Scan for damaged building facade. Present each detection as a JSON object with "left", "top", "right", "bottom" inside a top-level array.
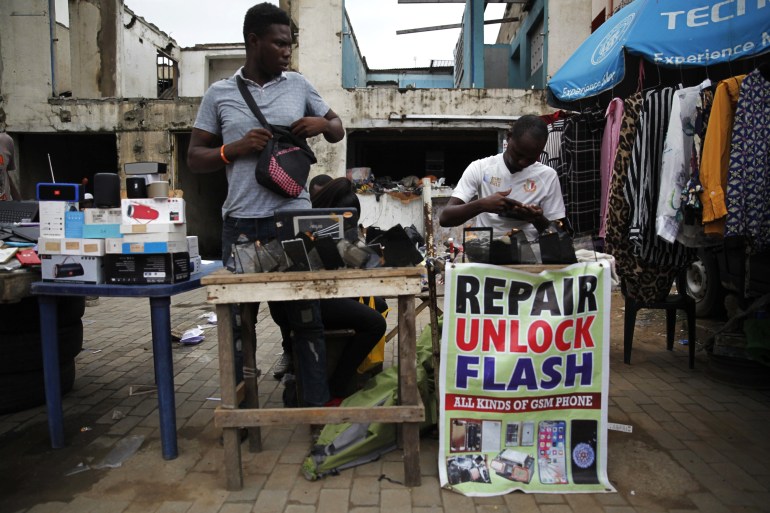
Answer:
[{"left": 0, "top": 0, "right": 593, "bottom": 258}]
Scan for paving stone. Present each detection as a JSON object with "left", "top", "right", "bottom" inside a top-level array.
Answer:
[
  {"left": 382, "top": 488, "right": 412, "bottom": 510},
  {"left": 411, "top": 476, "right": 442, "bottom": 507},
  {"left": 350, "top": 476, "right": 380, "bottom": 506},
  {"left": 288, "top": 478, "right": 322, "bottom": 504},
  {"left": 253, "top": 490, "right": 289, "bottom": 513},
  {"left": 218, "top": 503, "right": 253, "bottom": 513},
  {"left": 154, "top": 501, "right": 195, "bottom": 513},
  {"left": 317, "top": 489, "right": 349, "bottom": 513}
]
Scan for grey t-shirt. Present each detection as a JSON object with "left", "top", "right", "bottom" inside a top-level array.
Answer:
[
  {"left": 0, "top": 133, "right": 16, "bottom": 200},
  {"left": 193, "top": 68, "right": 331, "bottom": 219}
]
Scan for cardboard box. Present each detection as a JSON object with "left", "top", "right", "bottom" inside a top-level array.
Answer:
[
  {"left": 41, "top": 254, "right": 103, "bottom": 284},
  {"left": 64, "top": 211, "right": 84, "bottom": 238},
  {"left": 84, "top": 208, "right": 122, "bottom": 225},
  {"left": 190, "top": 255, "right": 203, "bottom": 274},
  {"left": 106, "top": 233, "right": 188, "bottom": 254},
  {"left": 82, "top": 224, "right": 122, "bottom": 239},
  {"left": 186, "top": 236, "right": 199, "bottom": 258},
  {"left": 104, "top": 252, "right": 190, "bottom": 284},
  {"left": 39, "top": 201, "right": 79, "bottom": 238},
  {"left": 38, "top": 237, "right": 105, "bottom": 256},
  {"left": 119, "top": 223, "right": 187, "bottom": 235},
  {"left": 121, "top": 198, "right": 185, "bottom": 226}
]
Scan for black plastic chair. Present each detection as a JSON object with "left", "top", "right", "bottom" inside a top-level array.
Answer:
[{"left": 622, "top": 276, "right": 696, "bottom": 369}]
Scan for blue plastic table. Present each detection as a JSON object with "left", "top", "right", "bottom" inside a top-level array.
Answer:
[{"left": 30, "top": 261, "right": 222, "bottom": 460}]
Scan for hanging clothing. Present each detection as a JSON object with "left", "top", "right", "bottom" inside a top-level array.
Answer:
[
  {"left": 627, "top": 87, "right": 695, "bottom": 268},
  {"left": 725, "top": 69, "right": 770, "bottom": 252},
  {"left": 677, "top": 87, "right": 714, "bottom": 247},
  {"left": 656, "top": 80, "right": 710, "bottom": 244},
  {"left": 598, "top": 98, "right": 624, "bottom": 239},
  {"left": 540, "top": 110, "right": 565, "bottom": 125},
  {"left": 558, "top": 108, "right": 605, "bottom": 236},
  {"left": 604, "top": 93, "right": 680, "bottom": 302},
  {"left": 540, "top": 118, "right": 567, "bottom": 172},
  {"left": 699, "top": 75, "right": 745, "bottom": 237}
]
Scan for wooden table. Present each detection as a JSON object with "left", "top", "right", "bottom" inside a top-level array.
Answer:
[{"left": 202, "top": 267, "right": 426, "bottom": 490}]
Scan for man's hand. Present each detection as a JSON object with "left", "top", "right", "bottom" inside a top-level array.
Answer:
[
  {"left": 500, "top": 198, "right": 543, "bottom": 223},
  {"left": 229, "top": 128, "right": 273, "bottom": 155},
  {"left": 477, "top": 188, "right": 517, "bottom": 215},
  {"left": 290, "top": 117, "right": 329, "bottom": 138}
]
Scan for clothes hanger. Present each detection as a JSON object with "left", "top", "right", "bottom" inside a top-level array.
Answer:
[{"left": 641, "top": 62, "right": 662, "bottom": 94}]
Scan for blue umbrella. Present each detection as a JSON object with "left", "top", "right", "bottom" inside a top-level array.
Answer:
[{"left": 547, "top": 0, "right": 770, "bottom": 106}]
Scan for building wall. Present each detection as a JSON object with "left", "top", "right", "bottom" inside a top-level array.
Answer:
[
  {"left": 178, "top": 46, "right": 244, "bottom": 98},
  {"left": 485, "top": 45, "right": 512, "bottom": 88},
  {"left": 0, "top": 0, "right": 54, "bottom": 112},
  {"left": 55, "top": 22, "right": 72, "bottom": 95},
  {"left": 508, "top": 0, "right": 546, "bottom": 89},
  {"left": 68, "top": 0, "right": 118, "bottom": 98},
  {"left": 365, "top": 72, "right": 455, "bottom": 89},
  {"left": 341, "top": 11, "right": 367, "bottom": 89},
  {"left": 118, "top": 8, "right": 180, "bottom": 98},
  {"left": 546, "top": 0, "right": 592, "bottom": 81}
]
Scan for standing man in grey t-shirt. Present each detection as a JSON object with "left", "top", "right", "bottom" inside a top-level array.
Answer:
[
  {"left": 0, "top": 131, "right": 20, "bottom": 201},
  {"left": 187, "top": 2, "right": 344, "bottom": 408}
]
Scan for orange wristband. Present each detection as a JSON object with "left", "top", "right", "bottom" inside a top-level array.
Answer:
[{"left": 220, "top": 144, "right": 231, "bottom": 164}]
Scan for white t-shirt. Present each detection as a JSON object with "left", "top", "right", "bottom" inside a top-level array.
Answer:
[{"left": 451, "top": 153, "right": 566, "bottom": 240}]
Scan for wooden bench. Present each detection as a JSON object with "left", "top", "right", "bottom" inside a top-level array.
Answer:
[{"left": 202, "top": 267, "right": 426, "bottom": 490}]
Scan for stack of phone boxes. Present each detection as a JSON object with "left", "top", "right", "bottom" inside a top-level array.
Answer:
[
  {"left": 102, "top": 197, "right": 198, "bottom": 284},
  {"left": 38, "top": 192, "right": 106, "bottom": 284}
]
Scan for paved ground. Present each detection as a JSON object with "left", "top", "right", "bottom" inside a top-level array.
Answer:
[{"left": 1, "top": 283, "right": 769, "bottom": 513}]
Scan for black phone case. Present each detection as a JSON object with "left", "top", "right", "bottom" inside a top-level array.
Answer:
[
  {"left": 315, "top": 236, "right": 345, "bottom": 270},
  {"left": 570, "top": 419, "right": 599, "bottom": 484},
  {"left": 282, "top": 239, "right": 311, "bottom": 272}
]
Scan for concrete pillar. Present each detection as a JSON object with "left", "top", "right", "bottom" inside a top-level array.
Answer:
[{"left": 68, "top": 0, "right": 118, "bottom": 98}]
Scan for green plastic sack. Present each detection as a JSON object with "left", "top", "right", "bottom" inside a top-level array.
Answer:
[{"left": 302, "top": 318, "right": 441, "bottom": 480}]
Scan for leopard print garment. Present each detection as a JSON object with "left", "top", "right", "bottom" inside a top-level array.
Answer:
[{"left": 604, "top": 92, "right": 679, "bottom": 302}]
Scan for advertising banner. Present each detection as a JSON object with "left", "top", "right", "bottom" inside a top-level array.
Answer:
[{"left": 438, "top": 262, "right": 615, "bottom": 495}]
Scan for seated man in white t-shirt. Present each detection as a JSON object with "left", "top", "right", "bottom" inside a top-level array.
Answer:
[{"left": 439, "top": 115, "right": 567, "bottom": 241}]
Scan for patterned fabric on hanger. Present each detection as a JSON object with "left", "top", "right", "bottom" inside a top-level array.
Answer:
[
  {"left": 558, "top": 108, "right": 605, "bottom": 236},
  {"left": 605, "top": 93, "right": 681, "bottom": 303},
  {"left": 627, "top": 87, "right": 695, "bottom": 268},
  {"left": 655, "top": 80, "right": 710, "bottom": 245},
  {"left": 725, "top": 69, "right": 770, "bottom": 252}
]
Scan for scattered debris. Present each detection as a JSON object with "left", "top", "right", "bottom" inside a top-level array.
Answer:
[
  {"left": 128, "top": 385, "right": 156, "bottom": 396},
  {"left": 91, "top": 435, "right": 145, "bottom": 469},
  {"left": 607, "top": 422, "right": 633, "bottom": 433}
]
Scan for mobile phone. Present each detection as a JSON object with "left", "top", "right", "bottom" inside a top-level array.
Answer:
[
  {"left": 505, "top": 422, "right": 521, "bottom": 447},
  {"left": 570, "top": 419, "right": 599, "bottom": 484},
  {"left": 520, "top": 421, "right": 535, "bottom": 446},
  {"left": 537, "top": 420, "right": 568, "bottom": 484},
  {"left": 282, "top": 239, "right": 311, "bottom": 272}
]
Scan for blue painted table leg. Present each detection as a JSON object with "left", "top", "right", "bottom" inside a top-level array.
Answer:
[
  {"left": 149, "top": 296, "right": 178, "bottom": 460},
  {"left": 38, "top": 295, "right": 64, "bottom": 448}
]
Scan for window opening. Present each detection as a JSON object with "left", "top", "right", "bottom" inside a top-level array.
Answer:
[{"left": 157, "top": 51, "right": 178, "bottom": 99}]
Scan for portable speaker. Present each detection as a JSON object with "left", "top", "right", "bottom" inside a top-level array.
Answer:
[
  {"left": 127, "top": 203, "right": 159, "bottom": 221},
  {"left": 36, "top": 183, "right": 82, "bottom": 202},
  {"left": 126, "top": 176, "right": 147, "bottom": 198},
  {"left": 94, "top": 173, "right": 121, "bottom": 208},
  {"left": 54, "top": 262, "right": 84, "bottom": 278}
]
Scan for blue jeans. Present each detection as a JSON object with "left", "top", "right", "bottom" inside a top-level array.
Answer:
[{"left": 221, "top": 216, "right": 330, "bottom": 406}]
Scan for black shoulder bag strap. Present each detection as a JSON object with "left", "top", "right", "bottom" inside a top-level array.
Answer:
[{"left": 235, "top": 75, "right": 272, "bottom": 131}]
